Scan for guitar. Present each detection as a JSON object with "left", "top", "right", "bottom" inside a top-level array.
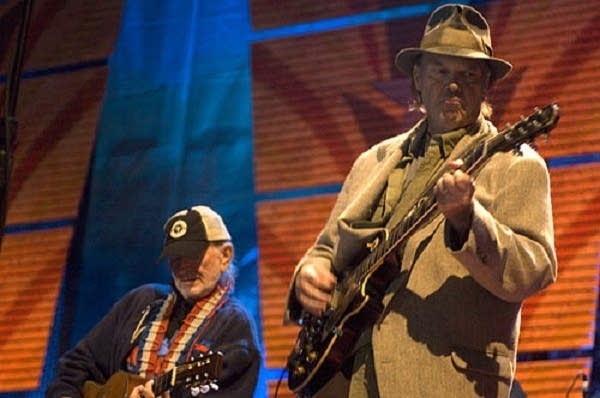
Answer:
[
  {"left": 286, "top": 104, "right": 560, "bottom": 397},
  {"left": 83, "top": 351, "right": 223, "bottom": 398}
]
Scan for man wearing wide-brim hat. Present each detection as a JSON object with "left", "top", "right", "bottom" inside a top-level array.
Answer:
[
  {"left": 395, "top": 3, "right": 512, "bottom": 81},
  {"left": 286, "top": 3, "right": 556, "bottom": 398}
]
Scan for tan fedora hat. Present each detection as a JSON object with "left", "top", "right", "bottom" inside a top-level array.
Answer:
[{"left": 395, "top": 4, "right": 512, "bottom": 81}]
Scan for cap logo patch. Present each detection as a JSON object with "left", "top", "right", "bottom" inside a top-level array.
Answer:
[{"left": 170, "top": 220, "right": 188, "bottom": 238}]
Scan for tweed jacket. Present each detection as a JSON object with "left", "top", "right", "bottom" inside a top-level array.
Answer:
[{"left": 285, "top": 118, "right": 557, "bottom": 397}]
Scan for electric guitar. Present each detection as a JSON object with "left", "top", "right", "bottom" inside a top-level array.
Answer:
[
  {"left": 286, "top": 104, "right": 560, "bottom": 397},
  {"left": 83, "top": 351, "right": 223, "bottom": 398}
]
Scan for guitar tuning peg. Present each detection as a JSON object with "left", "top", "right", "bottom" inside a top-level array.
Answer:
[
  {"left": 209, "top": 382, "right": 219, "bottom": 391},
  {"left": 193, "top": 384, "right": 211, "bottom": 395}
]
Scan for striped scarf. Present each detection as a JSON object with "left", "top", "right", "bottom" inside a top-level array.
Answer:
[{"left": 127, "top": 281, "right": 231, "bottom": 377}]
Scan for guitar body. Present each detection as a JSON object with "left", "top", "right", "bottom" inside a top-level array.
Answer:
[
  {"left": 286, "top": 104, "right": 560, "bottom": 397},
  {"left": 83, "top": 371, "right": 145, "bottom": 398}
]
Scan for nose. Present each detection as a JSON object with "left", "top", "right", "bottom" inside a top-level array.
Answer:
[{"left": 448, "top": 81, "right": 460, "bottom": 93}]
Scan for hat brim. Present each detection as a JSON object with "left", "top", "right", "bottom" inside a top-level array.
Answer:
[
  {"left": 159, "top": 240, "right": 210, "bottom": 261},
  {"left": 395, "top": 47, "right": 512, "bottom": 81}
]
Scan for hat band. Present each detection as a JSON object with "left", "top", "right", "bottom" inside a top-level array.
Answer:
[{"left": 420, "top": 26, "right": 491, "bottom": 57}]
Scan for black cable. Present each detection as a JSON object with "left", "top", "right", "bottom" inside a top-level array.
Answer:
[
  {"left": 273, "top": 367, "right": 287, "bottom": 398},
  {"left": 565, "top": 372, "right": 589, "bottom": 398},
  {"left": 5, "top": 0, "right": 34, "bottom": 117},
  {"left": 0, "top": 0, "right": 35, "bottom": 248}
]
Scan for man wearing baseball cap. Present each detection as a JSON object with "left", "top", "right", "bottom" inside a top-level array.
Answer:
[
  {"left": 47, "top": 205, "right": 261, "bottom": 398},
  {"left": 286, "top": 4, "right": 556, "bottom": 397}
]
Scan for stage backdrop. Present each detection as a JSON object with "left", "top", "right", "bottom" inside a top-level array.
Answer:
[{"left": 0, "top": 1, "right": 599, "bottom": 398}]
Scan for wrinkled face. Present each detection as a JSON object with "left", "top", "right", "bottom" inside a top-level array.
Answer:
[
  {"left": 414, "top": 53, "right": 490, "bottom": 134},
  {"left": 168, "top": 243, "right": 232, "bottom": 301}
]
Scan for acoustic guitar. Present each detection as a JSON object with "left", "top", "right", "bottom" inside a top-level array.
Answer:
[
  {"left": 286, "top": 104, "right": 560, "bottom": 397},
  {"left": 83, "top": 351, "right": 223, "bottom": 398}
]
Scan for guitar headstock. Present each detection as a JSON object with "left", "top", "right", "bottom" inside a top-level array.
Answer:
[
  {"left": 166, "top": 351, "right": 224, "bottom": 396},
  {"left": 498, "top": 103, "right": 560, "bottom": 150}
]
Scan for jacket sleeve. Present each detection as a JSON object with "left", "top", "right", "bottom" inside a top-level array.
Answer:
[
  {"left": 199, "top": 300, "right": 261, "bottom": 398},
  {"left": 45, "top": 286, "right": 158, "bottom": 398},
  {"left": 282, "top": 145, "right": 381, "bottom": 323},
  {"left": 447, "top": 145, "right": 558, "bottom": 302}
]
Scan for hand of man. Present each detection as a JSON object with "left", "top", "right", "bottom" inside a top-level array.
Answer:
[
  {"left": 434, "top": 159, "right": 475, "bottom": 237},
  {"left": 294, "top": 259, "right": 337, "bottom": 317},
  {"left": 130, "top": 380, "right": 164, "bottom": 398}
]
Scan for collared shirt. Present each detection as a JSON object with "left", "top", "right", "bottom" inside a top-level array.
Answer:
[{"left": 372, "top": 120, "right": 481, "bottom": 228}]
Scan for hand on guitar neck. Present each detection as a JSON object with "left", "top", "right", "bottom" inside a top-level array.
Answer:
[
  {"left": 434, "top": 158, "right": 475, "bottom": 243},
  {"left": 130, "top": 379, "right": 157, "bottom": 398},
  {"left": 128, "top": 378, "right": 220, "bottom": 398}
]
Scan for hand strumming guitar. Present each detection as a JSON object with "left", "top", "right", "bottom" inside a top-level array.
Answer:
[{"left": 294, "top": 257, "right": 337, "bottom": 317}]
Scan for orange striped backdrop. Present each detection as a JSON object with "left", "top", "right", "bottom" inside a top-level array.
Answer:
[{"left": 0, "top": 1, "right": 599, "bottom": 397}]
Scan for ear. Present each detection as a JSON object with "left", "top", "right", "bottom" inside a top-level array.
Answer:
[
  {"left": 412, "top": 64, "right": 422, "bottom": 91},
  {"left": 219, "top": 243, "right": 233, "bottom": 272},
  {"left": 486, "top": 75, "right": 495, "bottom": 92},
  {"left": 483, "top": 64, "right": 494, "bottom": 91}
]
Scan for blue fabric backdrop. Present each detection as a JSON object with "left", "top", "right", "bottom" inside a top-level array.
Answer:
[{"left": 68, "top": 0, "right": 264, "bottom": 396}]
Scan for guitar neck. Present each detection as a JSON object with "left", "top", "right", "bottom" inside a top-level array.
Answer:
[
  {"left": 152, "top": 368, "right": 174, "bottom": 395},
  {"left": 352, "top": 135, "right": 488, "bottom": 279},
  {"left": 82, "top": 353, "right": 223, "bottom": 398}
]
